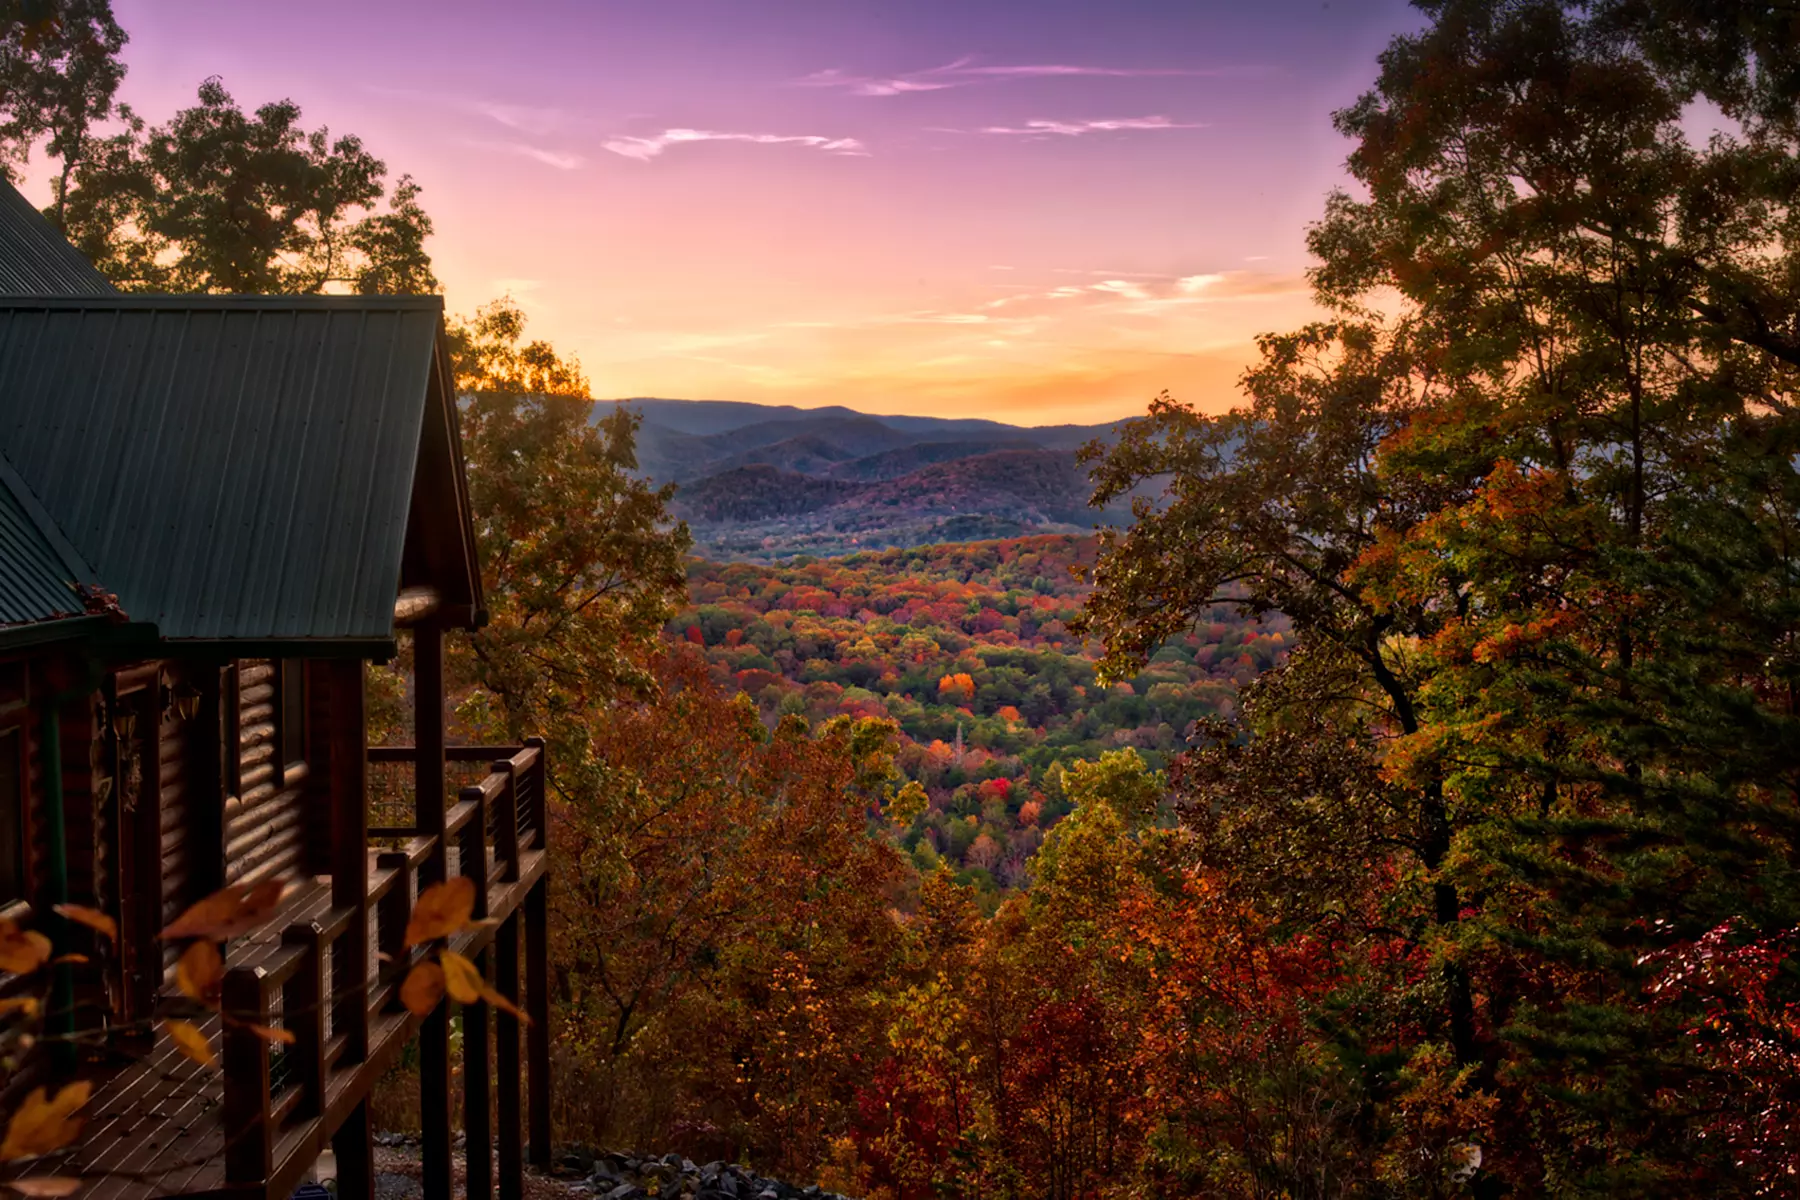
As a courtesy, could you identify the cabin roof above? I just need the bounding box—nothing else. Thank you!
[0,183,116,297]
[0,452,95,627]
[0,294,482,649]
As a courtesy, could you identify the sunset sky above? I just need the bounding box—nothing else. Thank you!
[89,0,1419,425]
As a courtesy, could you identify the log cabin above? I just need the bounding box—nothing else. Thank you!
[0,183,550,1198]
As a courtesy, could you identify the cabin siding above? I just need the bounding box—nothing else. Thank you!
[225,660,308,887]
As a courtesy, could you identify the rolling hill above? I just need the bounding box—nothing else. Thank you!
[599,398,1130,560]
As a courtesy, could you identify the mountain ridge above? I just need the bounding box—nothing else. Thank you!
[600,397,1129,561]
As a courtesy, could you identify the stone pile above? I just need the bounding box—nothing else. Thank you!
[564,1151,852,1200]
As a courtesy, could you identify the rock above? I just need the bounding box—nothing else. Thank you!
[605,1184,644,1200]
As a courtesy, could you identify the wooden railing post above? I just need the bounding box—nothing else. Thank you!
[376,850,413,1008]
[222,968,274,1186]
[495,759,520,883]
[525,737,547,848]
[282,924,326,1122]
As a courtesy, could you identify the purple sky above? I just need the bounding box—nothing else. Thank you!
[88,0,1420,423]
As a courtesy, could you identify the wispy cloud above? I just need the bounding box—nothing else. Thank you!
[469,100,571,138]
[471,140,585,170]
[368,85,583,137]
[972,116,1206,137]
[603,128,868,161]
[796,56,1253,97]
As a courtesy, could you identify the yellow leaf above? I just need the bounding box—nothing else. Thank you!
[244,1022,294,1046]
[480,981,531,1026]
[404,878,476,948]
[160,879,286,941]
[439,951,482,1004]
[175,940,223,1005]
[0,1082,91,1161]
[163,1019,216,1069]
[9,1176,82,1196]
[0,996,38,1019]
[53,904,115,942]
[400,961,445,1016]
[0,922,51,976]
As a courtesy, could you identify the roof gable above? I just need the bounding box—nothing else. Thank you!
[0,181,115,297]
[0,294,473,646]
[0,452,93,627]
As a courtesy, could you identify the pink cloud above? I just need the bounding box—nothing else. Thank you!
[974,116,1206,137]
[604,128,868,161]
[796,57,1253,97]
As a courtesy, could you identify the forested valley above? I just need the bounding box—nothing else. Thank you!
[1,0,1799,1196]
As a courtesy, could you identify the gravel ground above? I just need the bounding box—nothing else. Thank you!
[371,1143,583,1199]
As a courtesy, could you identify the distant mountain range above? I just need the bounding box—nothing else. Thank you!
[597,398,1129,560]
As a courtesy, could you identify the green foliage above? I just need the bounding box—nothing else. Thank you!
[0,0,124,209]
[59,75,436,293]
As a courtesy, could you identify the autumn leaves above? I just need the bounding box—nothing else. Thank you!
[0,875,522,1192]
[397,875,526,1023]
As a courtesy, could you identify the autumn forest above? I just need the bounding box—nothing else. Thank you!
[2,0,1800,1196]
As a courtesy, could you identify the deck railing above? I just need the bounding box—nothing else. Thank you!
[216,739,550,1197]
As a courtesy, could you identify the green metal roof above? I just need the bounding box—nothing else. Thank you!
[0,182,115,296]
[0,294,451,644]
[0,453,92,627]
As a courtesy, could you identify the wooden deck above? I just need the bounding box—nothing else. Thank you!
[26,740,552,1200]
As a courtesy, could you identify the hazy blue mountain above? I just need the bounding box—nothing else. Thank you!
[598,397,1129,560]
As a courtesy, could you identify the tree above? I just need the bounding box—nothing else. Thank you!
[0,0,126,223]
[446,298,690,746]
[551,647,905,1167]
[1075,321,1487,1070]
[60,75,436,293]
[1313,0,1800,1187]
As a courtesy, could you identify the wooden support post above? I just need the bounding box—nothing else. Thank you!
[526,875,551,1169]
[198,664,230,899]
[416,626,447,885]
[333,1097,375,1200]
[327,659,370,1063]
[497,910,523,1200]
[222,969,273,1186]
[462,783,493,1200]
[117,679,163,1027]
[414,625,453,1200]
